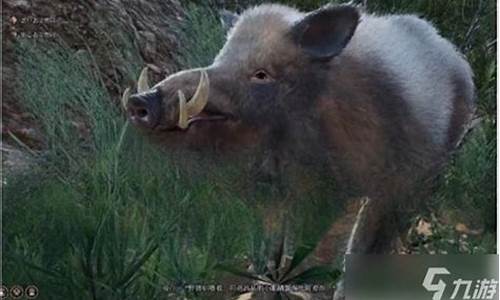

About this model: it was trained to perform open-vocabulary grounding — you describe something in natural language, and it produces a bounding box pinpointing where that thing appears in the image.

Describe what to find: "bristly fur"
[130,3,475,253]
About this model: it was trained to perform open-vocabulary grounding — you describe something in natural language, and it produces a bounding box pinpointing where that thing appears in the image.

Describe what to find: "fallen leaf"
[416,219,433,237]
[455,223,468,233]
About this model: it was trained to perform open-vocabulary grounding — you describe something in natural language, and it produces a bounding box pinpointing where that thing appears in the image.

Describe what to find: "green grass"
[4,7,341,298]
[4,35,261,299]
[2,1,497,299]
[173,3,227,68]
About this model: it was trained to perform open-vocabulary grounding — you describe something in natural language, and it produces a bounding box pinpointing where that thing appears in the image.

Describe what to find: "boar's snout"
[123,68,212,131]
[127,90,162,129]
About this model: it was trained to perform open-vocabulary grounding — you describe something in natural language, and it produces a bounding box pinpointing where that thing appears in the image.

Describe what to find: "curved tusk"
[186,70,209,116]
[137,67,150,93]
[121,87,131,110]
[178,90,189,129]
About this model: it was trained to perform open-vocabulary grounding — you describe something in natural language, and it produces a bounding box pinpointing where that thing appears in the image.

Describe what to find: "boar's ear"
[219,9,239,31]
[291,4,360,60]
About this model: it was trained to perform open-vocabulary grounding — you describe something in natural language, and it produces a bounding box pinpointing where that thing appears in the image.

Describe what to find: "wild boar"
[124,0,474,276]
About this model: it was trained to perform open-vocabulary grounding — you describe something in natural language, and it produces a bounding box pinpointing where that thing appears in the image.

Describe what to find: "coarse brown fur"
[126,3,475,255]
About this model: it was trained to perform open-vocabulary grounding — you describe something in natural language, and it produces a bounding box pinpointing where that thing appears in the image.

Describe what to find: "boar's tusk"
[186,70,209,116]
[178,90,189,129]
[137,67,150,93]
[121,87,131,110]
[176,71,209,129]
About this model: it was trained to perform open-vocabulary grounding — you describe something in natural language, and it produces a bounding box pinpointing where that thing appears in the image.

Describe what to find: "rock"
[1,142,34,177]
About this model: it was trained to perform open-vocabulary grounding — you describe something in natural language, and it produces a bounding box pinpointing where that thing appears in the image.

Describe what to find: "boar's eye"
[251,69,274,84]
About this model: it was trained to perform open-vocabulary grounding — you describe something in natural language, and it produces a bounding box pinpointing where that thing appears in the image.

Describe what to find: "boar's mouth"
[182,109,230,126]
[123,67,233,131]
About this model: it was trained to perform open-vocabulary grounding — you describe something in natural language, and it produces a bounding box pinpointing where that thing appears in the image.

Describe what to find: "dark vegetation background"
[1,0,497,299]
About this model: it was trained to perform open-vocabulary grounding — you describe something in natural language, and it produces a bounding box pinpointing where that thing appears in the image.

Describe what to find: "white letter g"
[422,267,450,300]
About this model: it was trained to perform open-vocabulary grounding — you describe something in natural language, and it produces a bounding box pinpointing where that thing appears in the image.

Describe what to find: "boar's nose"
[127,90,162,128]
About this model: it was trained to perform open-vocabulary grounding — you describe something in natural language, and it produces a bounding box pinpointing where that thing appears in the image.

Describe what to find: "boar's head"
[124,4,360,159]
